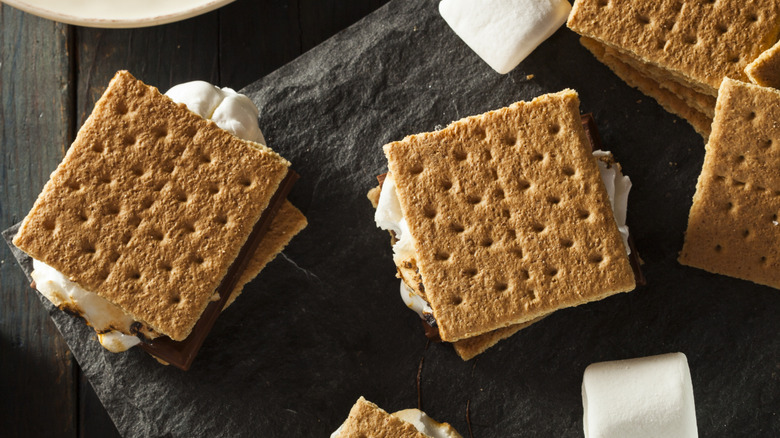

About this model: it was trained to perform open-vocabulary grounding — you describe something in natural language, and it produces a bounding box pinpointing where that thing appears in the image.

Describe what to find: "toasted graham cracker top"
[338,397,428,438]
[385,90,635,342]
[568,0,780,94]
[13,71,290,341]
[680,78,780,288]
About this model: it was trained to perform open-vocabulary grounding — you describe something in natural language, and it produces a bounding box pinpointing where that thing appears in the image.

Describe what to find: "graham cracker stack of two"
[12,71,306,367]
[567,0,780,139]
[680,78,780,288]
[373,90,635,360]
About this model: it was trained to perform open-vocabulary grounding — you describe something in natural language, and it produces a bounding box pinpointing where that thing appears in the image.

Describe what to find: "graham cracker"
[580,37,712,138]
[371,183,541,358]
[338,397,428,438]
[451,315,544,361]
[746,40,780,89]
[568,0,780,96]
[13,70,290,341]
[680,78,780,289]
[225,200,307,307]
[384,90,635,342]
[600,43,716,118]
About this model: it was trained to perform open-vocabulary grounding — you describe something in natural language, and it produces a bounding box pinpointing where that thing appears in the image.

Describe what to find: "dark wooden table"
[0,1,386,436]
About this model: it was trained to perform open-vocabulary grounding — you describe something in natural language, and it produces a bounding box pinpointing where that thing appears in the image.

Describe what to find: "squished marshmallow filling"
[330,408,461,438]
[29,82,266,353]
[375,151,633,317]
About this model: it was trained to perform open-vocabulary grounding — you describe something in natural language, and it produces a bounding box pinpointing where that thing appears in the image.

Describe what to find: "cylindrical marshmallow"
[582,352,698,438]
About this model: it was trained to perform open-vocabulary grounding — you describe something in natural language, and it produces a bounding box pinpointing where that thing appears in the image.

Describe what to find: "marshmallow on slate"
[439,0,571,74]
[582,352,698,438]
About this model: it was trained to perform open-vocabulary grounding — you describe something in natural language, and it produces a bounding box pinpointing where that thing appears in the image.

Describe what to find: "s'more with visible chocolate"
[331,397,462,438]
[680,78,780,288]
[369,90,638,360]
[567,0,780,138]
[12,71,306,370]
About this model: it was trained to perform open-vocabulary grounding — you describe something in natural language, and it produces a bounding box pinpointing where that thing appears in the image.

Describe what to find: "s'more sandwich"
[331,397,462,438]
[680,78,780,288]
[12,71,306,370]
[567,0,780,138]
[369,90,639,360]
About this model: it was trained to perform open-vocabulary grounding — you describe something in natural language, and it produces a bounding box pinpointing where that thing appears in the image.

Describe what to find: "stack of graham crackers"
[567,0,780,138]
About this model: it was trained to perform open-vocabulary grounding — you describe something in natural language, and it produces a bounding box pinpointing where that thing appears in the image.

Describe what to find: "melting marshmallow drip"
[330,408,461,438]
[29,82,266,352]
[375,150,632,316]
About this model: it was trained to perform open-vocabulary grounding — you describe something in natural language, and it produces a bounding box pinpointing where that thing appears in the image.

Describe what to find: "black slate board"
[5,0,780,436]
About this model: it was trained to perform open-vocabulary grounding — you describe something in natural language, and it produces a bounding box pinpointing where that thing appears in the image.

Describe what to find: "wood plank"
[0,5,77,437]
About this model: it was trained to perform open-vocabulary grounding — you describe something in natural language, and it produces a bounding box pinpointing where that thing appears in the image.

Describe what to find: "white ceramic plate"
[2,0,235,28]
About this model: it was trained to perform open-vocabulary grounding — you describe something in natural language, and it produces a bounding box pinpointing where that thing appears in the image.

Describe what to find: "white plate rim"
[1,0,235,28]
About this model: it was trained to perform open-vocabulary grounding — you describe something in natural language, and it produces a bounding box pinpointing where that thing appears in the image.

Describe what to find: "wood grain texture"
[0,4,77,437]
[2,1,387,436]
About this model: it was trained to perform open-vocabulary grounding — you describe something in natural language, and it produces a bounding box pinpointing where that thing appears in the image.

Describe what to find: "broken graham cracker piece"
[384,90,635,343]
[225,200,307,307]
[680,78,780,288]
[13,70,290,342]
[746,40,780,89]
[337,398,429,438]
[580,37,712,138]
[568,0,780,96]
[335,397,462,438]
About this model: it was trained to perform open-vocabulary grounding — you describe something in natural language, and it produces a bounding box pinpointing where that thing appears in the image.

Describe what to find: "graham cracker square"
[680,78,780,289]
[568,0,780,96]
[13,71,290,341]
[385,90,635,342]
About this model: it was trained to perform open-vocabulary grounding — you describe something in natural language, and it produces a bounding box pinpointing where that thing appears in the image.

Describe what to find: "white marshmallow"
[31,259,141,352]
[582,352,698,438]
[439,0,572,74]
[392,409,462,438]
[165,81,266,145]
[593,150,632,255]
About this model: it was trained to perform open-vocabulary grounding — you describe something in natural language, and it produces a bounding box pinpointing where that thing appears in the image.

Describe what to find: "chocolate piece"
[140,171,299,370]
[581,113,604,151]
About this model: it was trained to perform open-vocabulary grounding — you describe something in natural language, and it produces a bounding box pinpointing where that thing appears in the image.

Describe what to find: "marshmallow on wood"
[439,0,571,74]
[582,352,698,438]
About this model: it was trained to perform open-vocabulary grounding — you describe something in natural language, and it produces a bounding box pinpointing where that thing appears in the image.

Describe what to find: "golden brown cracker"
[680,78,780,288]
[13,70,290,341]
[746,40,780,89]
[580,37,712,138]
[226,201,307,307]
[452,316,544,361]
[568,0,780,95]
[338,397,429,438]
[385,90,635,342]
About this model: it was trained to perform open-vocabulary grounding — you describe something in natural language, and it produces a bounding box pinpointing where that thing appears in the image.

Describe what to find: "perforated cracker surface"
[13,71,290,341]
[568,0,780,95]
[385,91,635,342]
[338,397,428,438]
[680,78,780,288]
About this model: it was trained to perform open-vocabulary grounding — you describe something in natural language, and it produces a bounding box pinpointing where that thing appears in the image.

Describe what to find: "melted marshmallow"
[31,260,141,352]
[165,81,266,145]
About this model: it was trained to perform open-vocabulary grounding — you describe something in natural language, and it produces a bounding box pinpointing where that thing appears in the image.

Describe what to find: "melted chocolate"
[140,171,299,370]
